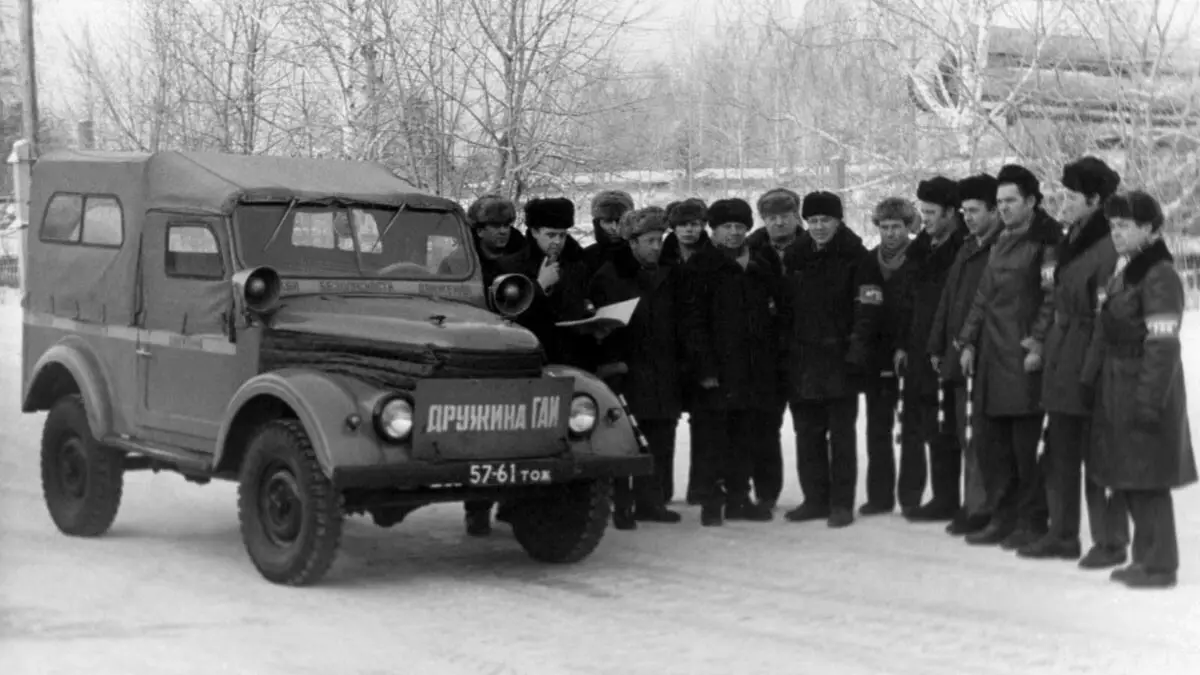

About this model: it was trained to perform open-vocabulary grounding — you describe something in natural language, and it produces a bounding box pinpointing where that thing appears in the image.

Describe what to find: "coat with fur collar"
[1040,208,1118,415]
[957,208,1062,416]
[1085,239,1196,490]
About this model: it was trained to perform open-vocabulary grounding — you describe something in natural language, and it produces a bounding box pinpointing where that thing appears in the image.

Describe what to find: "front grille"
[261,330,545,390]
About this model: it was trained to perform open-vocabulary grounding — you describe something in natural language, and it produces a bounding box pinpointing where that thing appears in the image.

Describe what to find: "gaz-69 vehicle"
[20,149,652,585]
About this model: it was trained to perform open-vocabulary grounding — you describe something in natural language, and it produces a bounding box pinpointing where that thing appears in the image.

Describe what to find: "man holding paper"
[589,207,685,528]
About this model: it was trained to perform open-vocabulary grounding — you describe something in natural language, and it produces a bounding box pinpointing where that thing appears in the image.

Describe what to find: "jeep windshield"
[235,203,472,280]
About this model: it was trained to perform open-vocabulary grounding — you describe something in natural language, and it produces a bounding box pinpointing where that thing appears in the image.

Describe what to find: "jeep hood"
[266,295,542,352]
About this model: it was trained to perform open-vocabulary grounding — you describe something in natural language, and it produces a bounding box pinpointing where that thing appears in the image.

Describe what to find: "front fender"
[23,339,114,439]
[214,369,394,478]
[544,364,641,458]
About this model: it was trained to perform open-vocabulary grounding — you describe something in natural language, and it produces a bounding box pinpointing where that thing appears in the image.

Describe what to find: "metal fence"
[0,256,18,288]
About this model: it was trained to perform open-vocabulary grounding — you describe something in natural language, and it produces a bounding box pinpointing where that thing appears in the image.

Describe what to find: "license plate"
[468,462,553,486]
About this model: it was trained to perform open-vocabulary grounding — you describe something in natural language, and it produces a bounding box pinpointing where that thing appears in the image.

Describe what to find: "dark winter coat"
[1085,239,1197,490]
[1041,209,1118,416]
[957,209,1062,417]
[660,230,712,268]
[582,223,625,282]
[867,243,918,376]
[588,247,684,422]
[897,223,966,397]
[747,227,807,276]
[679,242,785,412]
[495,235,594,368]
[928,225,1004,384]
[781,225,884,402]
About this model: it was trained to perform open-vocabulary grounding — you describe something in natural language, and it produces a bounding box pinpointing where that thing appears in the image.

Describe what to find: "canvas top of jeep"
[21,149,646,490]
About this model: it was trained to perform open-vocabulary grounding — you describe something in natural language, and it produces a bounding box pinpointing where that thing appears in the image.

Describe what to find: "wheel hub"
[58,438,89,499]
[259,465,304,546]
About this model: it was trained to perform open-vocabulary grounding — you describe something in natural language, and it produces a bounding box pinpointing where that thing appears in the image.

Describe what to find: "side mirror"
[488,273,535,318]
[232,266,282,317]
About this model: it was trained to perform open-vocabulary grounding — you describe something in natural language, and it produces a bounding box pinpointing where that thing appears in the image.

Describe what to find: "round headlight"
[375,397,414,441]
[568,395,598,435]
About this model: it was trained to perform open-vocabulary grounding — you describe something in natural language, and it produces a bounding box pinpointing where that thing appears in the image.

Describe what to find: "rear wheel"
[40,394,124,537]
[238,419,343,586]
[510,479,612,564]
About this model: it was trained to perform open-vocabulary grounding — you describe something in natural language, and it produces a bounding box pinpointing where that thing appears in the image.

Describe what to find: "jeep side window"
[82,197,124,246]
[166,224,224,279]
[39,193,124,247]
[41,194,83,242]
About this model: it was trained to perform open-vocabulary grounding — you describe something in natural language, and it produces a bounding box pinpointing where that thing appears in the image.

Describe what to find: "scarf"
[877,238,911,281]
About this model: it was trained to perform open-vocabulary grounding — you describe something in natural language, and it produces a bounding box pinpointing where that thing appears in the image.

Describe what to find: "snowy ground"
[2,303,1200,675]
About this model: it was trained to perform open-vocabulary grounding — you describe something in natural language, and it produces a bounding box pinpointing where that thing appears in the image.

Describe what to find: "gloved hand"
[960,346,975,378]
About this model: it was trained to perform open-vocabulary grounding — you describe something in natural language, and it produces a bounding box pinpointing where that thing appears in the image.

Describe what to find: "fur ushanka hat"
[997,164,1043,204]
[916,176,960,209]
[621,207,670,241]
[802,191,843,221]
[591,190,635,222]
[524,197,576,231]
[1062,156,1121,201]
[668,198,708,227]
[707,198,754,228]
[757,187,802,216]
[957,174,999,208]
[466,194,516,227]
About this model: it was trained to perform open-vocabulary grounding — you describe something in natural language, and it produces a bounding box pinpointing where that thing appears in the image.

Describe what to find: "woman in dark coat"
[1085,190,1197,589]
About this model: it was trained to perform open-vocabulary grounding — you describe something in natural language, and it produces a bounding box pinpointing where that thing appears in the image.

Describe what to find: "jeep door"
[134,213,254,450]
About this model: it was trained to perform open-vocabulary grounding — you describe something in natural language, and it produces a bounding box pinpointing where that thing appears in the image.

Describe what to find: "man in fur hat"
[496,197,594,365]
[590,206,685,528]
[1019,156,1129,564]
[464,197,592,537]
[441,194,526,286]
[859,197,919,516]
[957,164,1061,549]
[660,197,713,506]
[782,191,883,528]
[895,176,968,521]
[743,187,809,510]
[929,173,1005,536]
[458,195,527,536]
[679,197,781,526]
[583,190,636,280]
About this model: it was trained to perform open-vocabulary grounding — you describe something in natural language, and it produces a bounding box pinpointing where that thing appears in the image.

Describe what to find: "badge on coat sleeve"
[858,285,884,305]
[1145,313,1182,340]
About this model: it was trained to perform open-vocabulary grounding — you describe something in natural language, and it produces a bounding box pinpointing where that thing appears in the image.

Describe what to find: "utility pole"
[19,0,39,155]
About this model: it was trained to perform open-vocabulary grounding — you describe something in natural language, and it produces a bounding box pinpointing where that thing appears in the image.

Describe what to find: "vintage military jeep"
[19,149,651,585]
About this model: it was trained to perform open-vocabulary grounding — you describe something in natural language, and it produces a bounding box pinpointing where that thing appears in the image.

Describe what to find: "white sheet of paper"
[555,297,640,328]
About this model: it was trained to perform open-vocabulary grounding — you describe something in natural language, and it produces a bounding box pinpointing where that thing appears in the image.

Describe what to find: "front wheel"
[40,394,124,537]
[237,419,343,586]
[510,479,612,564]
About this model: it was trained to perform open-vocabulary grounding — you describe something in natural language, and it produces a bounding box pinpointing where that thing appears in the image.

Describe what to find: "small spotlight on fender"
[344,413,362,432]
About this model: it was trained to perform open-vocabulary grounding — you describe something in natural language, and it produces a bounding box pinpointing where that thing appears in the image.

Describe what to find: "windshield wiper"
[370,202,406,253]
[261,198,298,253]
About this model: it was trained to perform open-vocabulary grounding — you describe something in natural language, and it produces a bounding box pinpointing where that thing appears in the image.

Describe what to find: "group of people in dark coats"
[454,158,1195,589]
